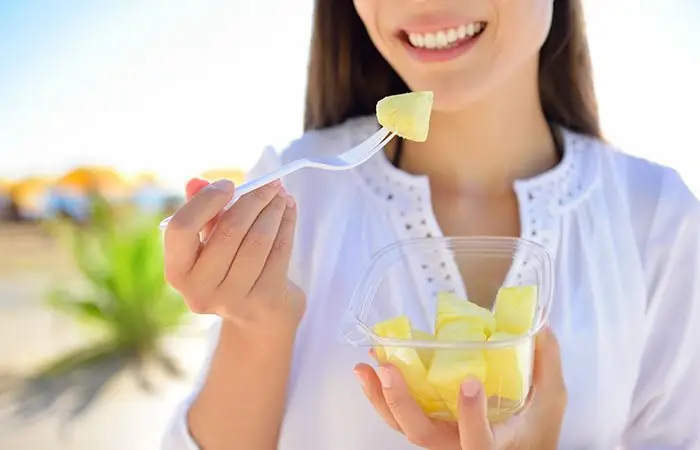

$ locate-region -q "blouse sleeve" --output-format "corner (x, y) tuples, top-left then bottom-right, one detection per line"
(160, 146), (284, 450)
(622, 170), (700, 449)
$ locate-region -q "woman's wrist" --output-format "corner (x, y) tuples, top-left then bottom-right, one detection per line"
(220, 317), (298, 352)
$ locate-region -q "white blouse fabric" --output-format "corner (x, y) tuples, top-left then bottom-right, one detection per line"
(162, 116), (700, 450)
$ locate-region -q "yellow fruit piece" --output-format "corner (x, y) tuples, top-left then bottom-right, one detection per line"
(435, 291), (496, 337)
(412, 329), (435, 367)
(372, 318), (434, 366)
(376, 91), (433, 142)
(493, 285), (538, 335)
(372, 316), (443, 414)
(483, 332), (534, 402)
(427, 321), (487, 413)
(372, 315), (410, 362)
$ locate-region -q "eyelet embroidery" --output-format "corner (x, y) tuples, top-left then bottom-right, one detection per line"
(352, 118), (599, 291)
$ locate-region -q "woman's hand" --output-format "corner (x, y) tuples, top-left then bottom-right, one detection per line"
(163, 178), (305, 334)
(354, 327), (567, 450)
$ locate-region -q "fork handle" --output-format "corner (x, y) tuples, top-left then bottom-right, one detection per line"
(159, 158), (307, 230)
(222, 158), (307, 209)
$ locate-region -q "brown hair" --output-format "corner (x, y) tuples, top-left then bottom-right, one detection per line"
(304, 0), (602, 139)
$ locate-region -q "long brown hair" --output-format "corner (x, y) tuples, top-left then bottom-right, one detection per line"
(304, 0), (602, 139)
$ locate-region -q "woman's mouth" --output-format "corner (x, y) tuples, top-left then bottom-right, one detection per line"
(403, 22), (487, 51)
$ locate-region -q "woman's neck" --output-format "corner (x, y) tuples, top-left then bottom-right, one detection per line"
(392, 62), (559, 196)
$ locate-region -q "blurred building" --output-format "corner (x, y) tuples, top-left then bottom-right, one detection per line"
(200, 169), (246, 186)
(7, 177), (52, 221)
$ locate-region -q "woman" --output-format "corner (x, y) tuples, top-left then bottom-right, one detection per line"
(161, 0), (700, 448)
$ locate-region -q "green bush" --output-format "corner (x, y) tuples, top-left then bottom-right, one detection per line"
(41, 193), (189, 376)
(0, 194), (191, 422)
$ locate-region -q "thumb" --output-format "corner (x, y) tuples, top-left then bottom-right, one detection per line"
(529, 326), (566, 408)
(457, 378), (496, 449)
(513, 325), (567, 441)
(491, 328), (567, 447)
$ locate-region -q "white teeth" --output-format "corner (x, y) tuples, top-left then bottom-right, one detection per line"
(436, 31), (448, 48)
(457, 25), (467, 39)
(465, 23), (475, 37)
(446, 28), (458, 43)
(407, 22), (485, 50)
(408, 33), (424, 47)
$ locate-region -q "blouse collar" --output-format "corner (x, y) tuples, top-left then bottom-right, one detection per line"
(348, 115), (602, 218)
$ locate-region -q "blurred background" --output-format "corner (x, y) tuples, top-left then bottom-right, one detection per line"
(0, 1), (697, 449)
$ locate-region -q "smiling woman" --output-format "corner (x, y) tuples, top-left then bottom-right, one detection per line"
(161, 0), (700, 449)
(305, 0), (599, 138)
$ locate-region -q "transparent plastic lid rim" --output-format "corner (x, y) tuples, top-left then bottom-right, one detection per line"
(341, 236), (555, 349)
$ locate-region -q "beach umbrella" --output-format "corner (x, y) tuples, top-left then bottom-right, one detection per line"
(200, 168), (246, 185)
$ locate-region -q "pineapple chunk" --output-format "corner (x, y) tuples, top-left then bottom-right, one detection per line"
(484, 332), (534, 401)
(493, 285), (538, 335)
(376, 91), (433, 142)
(435, 291), (496, 337)
(412, 329), (435, 367)
(427, 321), (487, 415)
(372, 316), (443, 413)
(372, 315), (411, 363)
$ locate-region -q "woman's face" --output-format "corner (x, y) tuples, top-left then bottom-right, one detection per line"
(353, 0), (554, 112)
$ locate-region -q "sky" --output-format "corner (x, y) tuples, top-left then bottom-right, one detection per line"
(0, 1), (698, 192)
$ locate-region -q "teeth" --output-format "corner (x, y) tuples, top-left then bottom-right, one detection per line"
(446, 28), (457, 43)
(408, 22), (485, 50)
(408, 33), (424, 48)
(457, 25), (467, 39)
(465, 23), (475, 37)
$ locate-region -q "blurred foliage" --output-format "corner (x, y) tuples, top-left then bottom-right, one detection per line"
(27, 193), (189, 395)
(45, 192), (189, 365)
(0, 193), (192, 422)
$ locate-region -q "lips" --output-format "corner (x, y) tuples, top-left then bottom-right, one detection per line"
(404, 22), (487, 50)
(397, 20), (487, 63)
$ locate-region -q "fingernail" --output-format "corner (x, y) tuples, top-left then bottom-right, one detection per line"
(268, 179), (282, 188)
(354, 370), (366, 389)
(279, 185), (288, 196)
(378, 367), (393, 389)
(461, 378), (481, 399)
(212, 179), (234, 192)
(285, 195), (295, 208)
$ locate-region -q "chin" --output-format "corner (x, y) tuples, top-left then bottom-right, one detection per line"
(407, 78), (491, 114)
(431, 92), (481, 113)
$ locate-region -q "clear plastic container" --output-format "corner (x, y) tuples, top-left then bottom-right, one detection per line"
(341, 236), (554, 423)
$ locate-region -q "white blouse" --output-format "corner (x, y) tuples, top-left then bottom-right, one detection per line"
(162, 116), (700, 450)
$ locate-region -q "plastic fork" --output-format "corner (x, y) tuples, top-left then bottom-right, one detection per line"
(159, 127), (396, 230)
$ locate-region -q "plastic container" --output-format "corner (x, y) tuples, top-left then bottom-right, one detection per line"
(341, 236), (554, 423)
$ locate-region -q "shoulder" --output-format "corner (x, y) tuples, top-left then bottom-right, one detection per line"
(567, 129), (699, 224)
(248, 115), (377, 175)
(573, 132), (700, 301)
(244, 113), (377, 217)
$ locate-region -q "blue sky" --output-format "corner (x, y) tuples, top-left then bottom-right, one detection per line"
(0, 1), (698, 192)
(0, 0), (314, 187)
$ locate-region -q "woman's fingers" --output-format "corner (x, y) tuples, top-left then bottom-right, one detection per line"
(164, 179), (235, 288)
(251, 195), (297, 296)
(353, 364), (402, 433)
(373, 365), (439, 448)
(186, 178), (219, 239)
(457, 379), (495, 449)
(221, 193), (287, 295)
(185, 178), (211, 200)
(191, 180), (282, 291)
